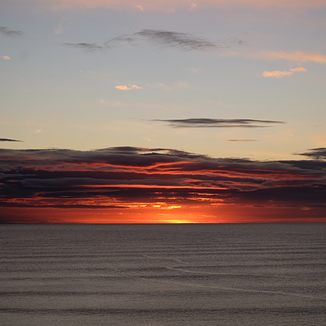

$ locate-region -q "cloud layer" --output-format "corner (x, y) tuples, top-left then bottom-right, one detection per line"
(154, 118), (285, 128)
(0, 146), (325, 222)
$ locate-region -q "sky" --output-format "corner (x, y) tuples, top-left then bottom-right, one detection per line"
(1, 0), (326, 223)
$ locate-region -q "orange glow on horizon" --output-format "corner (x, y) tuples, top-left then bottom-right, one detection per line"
(2, 204), (325, 224)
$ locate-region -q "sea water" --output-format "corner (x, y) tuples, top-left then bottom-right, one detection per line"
(0, 223), (325, 326)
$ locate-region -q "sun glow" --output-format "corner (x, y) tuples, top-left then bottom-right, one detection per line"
(165, 219), (195, 224)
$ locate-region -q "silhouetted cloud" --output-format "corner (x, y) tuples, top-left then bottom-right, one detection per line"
(296, 148), (326, 160)
(154, 118), (285, 128)
(0, 138), (22, 142)
(132, 29), (224, 51)
(66, 29), (243, 53)
(0, 146), (325, 220)
(0, 26), (23, 37)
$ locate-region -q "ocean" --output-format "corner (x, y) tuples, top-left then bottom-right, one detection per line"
(0, 223), (325, 326)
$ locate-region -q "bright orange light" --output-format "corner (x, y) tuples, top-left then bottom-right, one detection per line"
(165, 219), (194, 224)
(2, 204), (326, 224)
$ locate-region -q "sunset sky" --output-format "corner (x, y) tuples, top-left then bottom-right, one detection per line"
(1, 0), (326, 223)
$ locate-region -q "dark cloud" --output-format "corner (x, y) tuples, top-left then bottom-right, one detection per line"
(132, 29), (223, 51)
(65, 42), (106, 52)
(0, 138), (22, 142)
(66, 29), (243, 53)
(153, 118), (285, 128)
(0, 26), (23, 37)
(0, 146), (325, 217)
(295, 148), (326, 160)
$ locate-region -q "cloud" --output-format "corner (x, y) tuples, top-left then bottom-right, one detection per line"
(295, 148), (326, 160)
(115, 84), (143, 91)
(31, 0), (326, 11)
(2, 56), (11, 60)
(262, 66), (307, 78)
(0, 146), (325, 222)
(0, 26), (23, 37)
(0, 138), (22, 142)
(65, 42), (106, 52)
(66, 29), (242, 53)
(154, 118), (285, 128)
(258, 51), (326, 64)
(132, 29), (222, 51)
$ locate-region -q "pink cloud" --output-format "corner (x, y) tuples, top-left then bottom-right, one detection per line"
(115, 85), (143, 91)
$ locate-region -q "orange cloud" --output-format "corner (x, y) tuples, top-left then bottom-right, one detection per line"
(262, 66), (307, 78)
(33, 0), (326, 11)
(259, 51), (326, 64)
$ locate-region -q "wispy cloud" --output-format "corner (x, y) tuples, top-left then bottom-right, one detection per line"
(154, 118), (285, 128)
(131, 29), (223, 51)
(115, 85), (143, 91)
(2, 56), (11, 60)
(0, 26), (23, 37)
(0, 138), (22, 142)
(258, 51), (326, 64)
(0, 146), (325, 222)
(66, 29), (243, 53)
(65, 42), (106, 52)
(262, 66), (307, 78)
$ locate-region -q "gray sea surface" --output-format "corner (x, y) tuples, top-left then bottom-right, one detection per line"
(0, 223), (325, 326)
